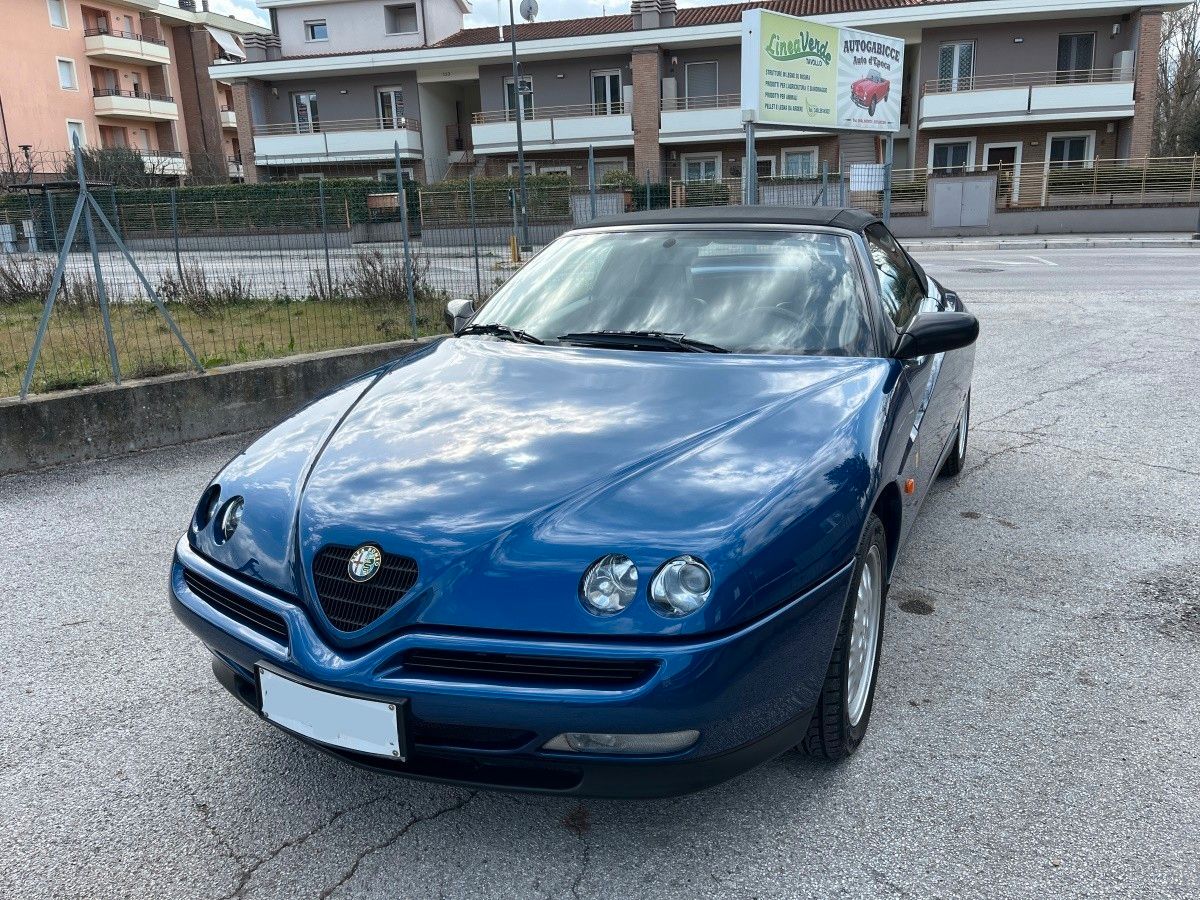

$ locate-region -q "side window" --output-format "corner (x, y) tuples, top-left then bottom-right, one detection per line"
(864, 223), (924, 328)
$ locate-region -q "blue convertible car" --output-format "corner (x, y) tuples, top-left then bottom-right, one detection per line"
(170, 207), (977, 797)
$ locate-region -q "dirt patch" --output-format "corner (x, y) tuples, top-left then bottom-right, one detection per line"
(1133, 569), (1200, 638)
(562, 803), (591, 835)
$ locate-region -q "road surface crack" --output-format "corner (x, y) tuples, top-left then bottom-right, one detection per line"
(318, 790), (479, 899)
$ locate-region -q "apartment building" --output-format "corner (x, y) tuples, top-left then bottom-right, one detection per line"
(0, 0), (269, 179)
(213, 0), (1176, 188)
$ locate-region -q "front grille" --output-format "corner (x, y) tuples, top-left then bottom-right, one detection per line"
(401, 649), (658, 689)
(311, 545), (419, 632)
(409, 719), (535, 751)
(183, 568), (289, 643)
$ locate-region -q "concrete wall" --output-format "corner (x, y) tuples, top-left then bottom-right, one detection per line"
(916, 16), (1137, 85)
(888, 204), (1198, 238)
(0, 339), (432, 476)
(273, 0), (463, 57)
(478, 56), (632, 114)
(260, 72), (421, 125)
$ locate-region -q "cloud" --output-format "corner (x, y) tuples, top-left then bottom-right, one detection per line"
(204, 0), (270, 26)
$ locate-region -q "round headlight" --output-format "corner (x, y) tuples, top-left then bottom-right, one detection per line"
(580, 554), (638, 616)
(217, 496), (244, 542)
(649, 556), (712, 617)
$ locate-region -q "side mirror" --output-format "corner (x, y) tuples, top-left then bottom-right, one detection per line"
(445, 297), (475, 334)
(894, 312), (979, 360)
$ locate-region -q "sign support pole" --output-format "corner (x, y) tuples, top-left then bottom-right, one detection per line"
(743, 119), (757, 205)
(882, 134), (895, 224)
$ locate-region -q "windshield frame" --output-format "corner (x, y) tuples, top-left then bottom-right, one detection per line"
(466, 223), (889, 359)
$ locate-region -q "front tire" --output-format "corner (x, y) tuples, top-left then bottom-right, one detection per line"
(868, 99), (878, 116)
(801, 515), (888, 760)
(940, 391), (970, 477)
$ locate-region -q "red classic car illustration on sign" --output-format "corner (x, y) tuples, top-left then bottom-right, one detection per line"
(850, 70), (891, 116)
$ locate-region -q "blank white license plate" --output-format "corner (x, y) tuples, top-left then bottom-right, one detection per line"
(258, 668), (403, 759)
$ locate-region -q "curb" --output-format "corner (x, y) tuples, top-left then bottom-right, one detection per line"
(906, 238), (1200, 252)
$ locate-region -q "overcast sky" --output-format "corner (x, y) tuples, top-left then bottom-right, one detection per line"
(204, 0), (746, 30)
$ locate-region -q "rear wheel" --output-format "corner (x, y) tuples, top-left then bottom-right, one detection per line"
(940, 391), (970, 477)
(801, 515), (888, 760)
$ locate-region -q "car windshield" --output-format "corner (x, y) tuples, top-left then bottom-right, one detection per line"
(470, 229), (875, 356)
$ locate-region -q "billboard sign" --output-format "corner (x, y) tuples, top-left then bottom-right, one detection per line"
(740, 9), (905, 133)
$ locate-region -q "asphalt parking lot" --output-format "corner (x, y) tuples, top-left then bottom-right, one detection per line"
(2, 247), (1198, 899)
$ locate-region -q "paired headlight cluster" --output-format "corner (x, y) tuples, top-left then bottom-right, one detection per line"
(580, 553), (713, 618)
(191, 484), (244, 543)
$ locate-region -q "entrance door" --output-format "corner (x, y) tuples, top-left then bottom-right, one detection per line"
(1057, 33), (1096, 83)
(130, 72), (142, 96)
(591, 70), (621, 115)
(684, 155), (719, 181)
(984, 144), (1020, 205)
(377, 87), (404, 128)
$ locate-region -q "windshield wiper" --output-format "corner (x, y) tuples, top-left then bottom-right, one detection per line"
(557, 330), (728, 354)
(458, 322), (544, 345)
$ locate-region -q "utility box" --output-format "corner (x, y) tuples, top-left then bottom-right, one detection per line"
(930, 174), (997, 229)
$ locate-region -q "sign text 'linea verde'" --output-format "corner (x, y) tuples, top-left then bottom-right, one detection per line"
(740, 9), (905, 133)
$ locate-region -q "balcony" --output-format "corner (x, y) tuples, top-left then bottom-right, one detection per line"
(228, 156), (245, 179)
(659, 94), (819, 143)
(220, 106), (237, 129)
(919, 69), (1135, 129)
(143, 151), (187, 177)
(93, 89), (178, 121)
(471, 103), (633, 154)
(252, 117), (422, 164)
(84, 29), (171, 66)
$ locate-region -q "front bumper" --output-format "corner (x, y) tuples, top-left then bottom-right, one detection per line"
(170, 538), (852, 797)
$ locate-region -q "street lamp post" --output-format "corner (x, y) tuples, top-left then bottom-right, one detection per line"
(507, 0), (531, 250)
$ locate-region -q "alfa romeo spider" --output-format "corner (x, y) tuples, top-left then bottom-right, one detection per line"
(170, 207), (977, 797)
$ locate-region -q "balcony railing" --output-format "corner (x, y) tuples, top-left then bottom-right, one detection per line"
(83, 27), (167, 46)
(93, 88), (175, 103)
(922, 68), (1128, 95)
(253, 116), (420, 137)
(474, 101), (626, 124)
(661, 94), (740, 111)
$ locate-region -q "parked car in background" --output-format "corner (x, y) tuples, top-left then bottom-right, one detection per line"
(170, 207), (977, 797)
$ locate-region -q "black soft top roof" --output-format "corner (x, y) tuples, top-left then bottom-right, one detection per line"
(578, 206), (880, 232)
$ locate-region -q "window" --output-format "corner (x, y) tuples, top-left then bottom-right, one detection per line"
(741, 156), (776, 178)
(594, 158), (627, 178)
(292, 92), (319, 132)
(384, 4), (418, 34)
(1047, 133), (1094, 169)
(47, 0), (68, 28)
(503, 76), (534, 121)
(1057, 33), (1096, 82)
(540, 165), (571, 177)
(377, 87), (405, 127)
(56, 58), (78, 91)
(507, 161), (535, 176)
(470, 229), (874, 357)
(99, 125), (127, 149)
(66, 120), (86, 148)
(304, 20), (328, 41)
(683, 61), (718, 108)
(865, 223), (925, 328)
(298, 173), (325, 181)
(682, 154), (720, 182)
(376, 167), (416, 184)
(782, 148), (818, 177)
(929, 139), (974, 174)
(937, 41), (974, 92)
(591, 70), (622, 115)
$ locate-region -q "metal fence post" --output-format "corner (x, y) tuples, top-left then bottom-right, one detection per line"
(318, 176), (332, 294)
(170, 188), (182, 280)
(45, 189), (60, 253)
(588, 145), (597, 220)
(820, 161), (829, 206)
(468, 174), (483, 299)
(838, 153), (846, 206)
(77, 143), (120, 385)
(109, 185), (122, 240)
(394, 140), (419, 339)
(882, 135), (895, 224)
(645, 169), (651, 210)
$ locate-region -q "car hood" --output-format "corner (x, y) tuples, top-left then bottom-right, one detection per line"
(196, 338), (896, 641)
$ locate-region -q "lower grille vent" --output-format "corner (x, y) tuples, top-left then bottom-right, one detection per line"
(312, 545), (419, 632)
(183, 568), (289, 643)
(402, 649), (657, 688)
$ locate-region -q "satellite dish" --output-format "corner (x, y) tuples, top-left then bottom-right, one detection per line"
(519, 0), (538, 22)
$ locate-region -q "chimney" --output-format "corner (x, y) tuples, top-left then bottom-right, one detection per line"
(631, 0), (675, 30)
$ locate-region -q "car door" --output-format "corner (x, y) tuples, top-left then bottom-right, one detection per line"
(863, 223), (949, 496)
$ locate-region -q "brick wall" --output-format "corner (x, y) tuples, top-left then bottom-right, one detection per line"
(231, 80), (259, 184)
(1129, 7), (1163, 159)
(631, 47), (663, 179)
